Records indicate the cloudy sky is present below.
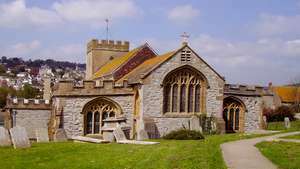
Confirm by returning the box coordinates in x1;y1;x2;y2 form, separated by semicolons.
0;0;300;85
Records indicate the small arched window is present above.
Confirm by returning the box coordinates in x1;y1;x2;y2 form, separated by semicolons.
163;67;206;114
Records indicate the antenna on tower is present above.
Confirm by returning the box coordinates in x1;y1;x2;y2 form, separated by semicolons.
105;18;109;41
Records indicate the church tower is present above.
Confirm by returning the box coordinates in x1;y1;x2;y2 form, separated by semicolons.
86;39;129;79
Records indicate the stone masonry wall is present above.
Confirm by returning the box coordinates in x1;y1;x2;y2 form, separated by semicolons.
15;109;51;139
55;95;134;138
141;46;225;137
230;95;263;132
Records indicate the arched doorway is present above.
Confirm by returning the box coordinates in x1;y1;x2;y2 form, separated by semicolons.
223;97;245;133
82;97;122;135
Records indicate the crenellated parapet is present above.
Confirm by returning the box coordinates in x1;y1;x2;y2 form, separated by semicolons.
53;79;134;97
224;84;272;97
87;39;129;53
6;98;51;110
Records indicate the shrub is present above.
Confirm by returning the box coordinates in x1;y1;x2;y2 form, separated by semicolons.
263;106;295;122
163;129;204;140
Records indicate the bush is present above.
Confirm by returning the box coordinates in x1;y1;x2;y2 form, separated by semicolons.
163;129;204;140
263;106;295;122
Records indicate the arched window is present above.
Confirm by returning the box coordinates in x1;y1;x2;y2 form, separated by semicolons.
223;97;245;133
86;112;93;134
83;98;122;135
163;67;207;114
94;112;100;134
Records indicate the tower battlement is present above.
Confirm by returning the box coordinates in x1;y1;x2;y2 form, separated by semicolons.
87;39;129;53
6;98;51;110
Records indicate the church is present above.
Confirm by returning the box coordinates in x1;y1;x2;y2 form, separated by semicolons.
4;38;274;140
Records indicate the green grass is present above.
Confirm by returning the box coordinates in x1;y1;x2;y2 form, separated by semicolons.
0;133;264;169
257;141;300;169
267;120;300;131
281;134;300;140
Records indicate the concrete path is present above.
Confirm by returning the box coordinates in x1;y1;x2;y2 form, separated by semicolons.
221;131;300;169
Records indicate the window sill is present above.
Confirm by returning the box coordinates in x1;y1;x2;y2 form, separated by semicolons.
162;112;205;118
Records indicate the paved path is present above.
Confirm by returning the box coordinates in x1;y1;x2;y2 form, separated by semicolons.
221;131;300;169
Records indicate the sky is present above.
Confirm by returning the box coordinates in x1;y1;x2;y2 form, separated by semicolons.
0;0;300;85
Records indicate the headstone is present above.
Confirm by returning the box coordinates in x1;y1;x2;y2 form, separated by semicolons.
113;127;127;142
103;131;115;142
9;126;31;149
0;127;11;146
54;129;68;142
36;128;49;143
137;129;149;141
189;116;202;133
72;136;109;143
284;117;290;129
262;116;268;129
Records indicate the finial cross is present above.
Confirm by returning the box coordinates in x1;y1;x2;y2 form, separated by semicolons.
181;32;190;45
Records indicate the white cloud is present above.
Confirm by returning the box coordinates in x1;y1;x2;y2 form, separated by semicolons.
168;5;199;23
9;40;41;56
0;0;140;28
53;0;140;26
255;13;300;37
0;0;61;28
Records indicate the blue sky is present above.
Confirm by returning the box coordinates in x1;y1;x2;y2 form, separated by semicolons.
0;0;300;85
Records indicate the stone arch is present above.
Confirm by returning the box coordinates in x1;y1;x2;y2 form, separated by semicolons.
82;97;123;135
162;65;208;115
223;96;246;133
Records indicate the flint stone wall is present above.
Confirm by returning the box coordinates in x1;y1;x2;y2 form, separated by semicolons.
58;96;133;138
141;46;224;137
15;109;51;139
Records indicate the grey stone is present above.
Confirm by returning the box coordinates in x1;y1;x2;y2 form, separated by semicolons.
189;116;202;133
284;117;290;129
0;127;11;146
137;129;149;141
54;129;68;142
71;136;109;143
36;128;49;143
103;131;115;142
9;126;31;149
113;127;127;142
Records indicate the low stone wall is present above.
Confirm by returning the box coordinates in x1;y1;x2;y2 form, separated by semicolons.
14;109;51;139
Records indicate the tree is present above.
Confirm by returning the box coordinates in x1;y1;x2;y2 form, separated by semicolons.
17;83;40;99
0;86;16;108
0;64;6;74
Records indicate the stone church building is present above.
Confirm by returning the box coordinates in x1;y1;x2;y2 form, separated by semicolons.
4;39;274;140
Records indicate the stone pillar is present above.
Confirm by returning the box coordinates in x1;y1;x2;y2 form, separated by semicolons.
216;117;226;134
43;78;51;100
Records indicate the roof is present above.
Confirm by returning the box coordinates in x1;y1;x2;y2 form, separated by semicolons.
272;86;300;103
117;51;176;83
93;46;141;79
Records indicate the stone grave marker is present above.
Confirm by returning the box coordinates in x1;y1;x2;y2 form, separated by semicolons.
137;129;149;141
262;116;267;129
113;127;127;142
284;117;290;129
54;129;68;142
36;128;49;143
9;126;31;149
189;116;202;133
0;127;11;146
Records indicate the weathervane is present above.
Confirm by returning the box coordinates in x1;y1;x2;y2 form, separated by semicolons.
181;32;190;45
105;18;109;41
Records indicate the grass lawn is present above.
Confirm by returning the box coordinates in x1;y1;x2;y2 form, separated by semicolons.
281;134;300;140
267;120;300;131
257;141;300;169
0;133;263;169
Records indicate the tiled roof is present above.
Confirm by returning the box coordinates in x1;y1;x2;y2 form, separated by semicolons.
117;51;176;83
273;86;300;103
92;46;141;79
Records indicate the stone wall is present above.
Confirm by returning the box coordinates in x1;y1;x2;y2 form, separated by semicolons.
140;46;225;137
14;109;51;139
55;95;134;138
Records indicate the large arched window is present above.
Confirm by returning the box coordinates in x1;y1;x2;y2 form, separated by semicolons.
83;98;122;135
163;66;207;114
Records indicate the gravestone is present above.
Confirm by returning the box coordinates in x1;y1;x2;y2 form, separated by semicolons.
262;116;267;129
0;127;11;146
36;128;49;143
137;129;149;141
189;116;202;133
284;117;290;129
54;129;68;142
9;126;31;149
113;127;127;142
